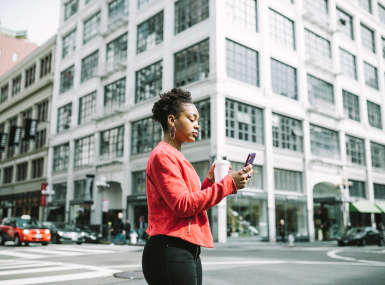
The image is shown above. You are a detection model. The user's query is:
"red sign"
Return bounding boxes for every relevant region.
[40,183,48,206]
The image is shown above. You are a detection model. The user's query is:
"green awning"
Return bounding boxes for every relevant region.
[375,201,385,213]
[349,200,382,213]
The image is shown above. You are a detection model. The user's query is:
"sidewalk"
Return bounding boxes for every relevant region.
[213,240,338,248]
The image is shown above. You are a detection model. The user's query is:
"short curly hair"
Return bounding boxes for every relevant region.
[151,88,193,131]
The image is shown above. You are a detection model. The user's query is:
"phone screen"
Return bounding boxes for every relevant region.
[244,153,256,167]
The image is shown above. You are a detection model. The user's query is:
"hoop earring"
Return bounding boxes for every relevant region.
[170,126,176,139]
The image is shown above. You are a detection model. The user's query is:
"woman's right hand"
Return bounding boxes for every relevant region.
[228,164,253,189]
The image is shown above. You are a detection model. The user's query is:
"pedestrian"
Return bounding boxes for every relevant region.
[124,219,131,240]
[142,88,254,285]
[110,213,127,246]
[136,216,148,242]
[278,219,285,244]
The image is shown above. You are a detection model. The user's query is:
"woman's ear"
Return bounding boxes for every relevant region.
[167,114,175,128]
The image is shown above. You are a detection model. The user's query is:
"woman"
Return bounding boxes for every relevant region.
[142,88,253,285]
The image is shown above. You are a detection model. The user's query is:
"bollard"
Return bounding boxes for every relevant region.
[288,234,295,247]
[130,232,138,244]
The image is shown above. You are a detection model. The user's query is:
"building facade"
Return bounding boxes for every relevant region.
[0,36,55,221]
[49,0,385,243]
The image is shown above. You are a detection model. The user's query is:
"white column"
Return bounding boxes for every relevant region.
[365,138,375,226]
[259,0,272,94]
[162,0,175,91]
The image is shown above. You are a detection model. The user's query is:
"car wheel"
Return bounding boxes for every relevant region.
[379,239,384,247]
[14,235,21,246]
[0,234,4,245]
[42,243,49,246]
[52,235,59,244]
[361,239,366,247]
[76,242,82,245]
[25,243,29,246]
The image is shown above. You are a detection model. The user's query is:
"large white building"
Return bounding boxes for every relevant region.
[49,0,385,243]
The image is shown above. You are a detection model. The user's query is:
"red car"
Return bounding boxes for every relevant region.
[0,215,51,246]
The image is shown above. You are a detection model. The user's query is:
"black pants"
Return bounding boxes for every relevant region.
[280,233,285,243]
[142,235,202,285]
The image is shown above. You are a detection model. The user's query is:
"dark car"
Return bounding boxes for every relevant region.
[75,225,102,243]
[338,227,384,246]
[43,222,85,245]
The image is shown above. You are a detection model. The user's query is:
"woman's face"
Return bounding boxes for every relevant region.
[170,104,200,143]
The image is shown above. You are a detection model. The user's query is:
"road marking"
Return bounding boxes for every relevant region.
[103,264,142,268]
[0,251,46,259]
[327,250,385,265]
[0,262,56,270]
[48,247,114,254]
[0,271,115,285]
[0,265,79,276]
[18,248,83,256]
[202,260,285,265]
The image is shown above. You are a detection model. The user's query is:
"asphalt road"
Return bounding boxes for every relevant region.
[0,241,384,285]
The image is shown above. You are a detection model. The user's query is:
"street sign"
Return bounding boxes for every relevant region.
[40,183,48,206]
[102,199,109,213]
[0,133,7,152]
[8,126,22,147]
[23,119,37,141]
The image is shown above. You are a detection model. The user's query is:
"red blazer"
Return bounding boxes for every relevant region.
[146,141,237,248]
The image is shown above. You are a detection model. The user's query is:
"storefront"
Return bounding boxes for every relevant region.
[313,197,343,241]
[275,195,309,241]
[69,202,92,225]
[349,200,382,228]
[46,202,66,222]
[126,194,148,227]
[227,192,269,242]
[374,201,385,228]
[0,192,41,220]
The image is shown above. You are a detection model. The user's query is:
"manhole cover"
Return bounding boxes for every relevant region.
[114,271,144,279]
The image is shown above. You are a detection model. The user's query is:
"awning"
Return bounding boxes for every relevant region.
[349,200,382,213]
[375,201,385,213]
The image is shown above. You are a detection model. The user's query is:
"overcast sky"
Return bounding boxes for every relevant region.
[0,0,60,46]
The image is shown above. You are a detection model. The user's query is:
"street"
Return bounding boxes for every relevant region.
[0,242,384,285]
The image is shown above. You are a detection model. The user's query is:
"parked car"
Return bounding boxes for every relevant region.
[338,227,385,246]
[75,225,102,243]
[43,222,85,245]
[0,215,51,246]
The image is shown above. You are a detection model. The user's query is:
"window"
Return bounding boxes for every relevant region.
[191,161,209,184]
[274,169,302,192]
[106,33,128,70]
[310,124,340,159]
[305,29,331,66]
[131,117,162,155]
[135,61,162,104]
[336,8,353,40]
[175,0,209,34]
[57,103,72,133]
[367,101,382,129]
[7,117,17,159]
[138,0,156,9]
[224,0,257,32]
[132,171,146,194]
[100,126,124,160]
[62,29,76,58]
[303,0,328,25]
[379,4,385,24]
[79,92,96,124]
[12,52,18,63]
[53,182,67,200]
[349,180,366,198]
[339,48,357,80]
[343,90,360,122]
[271,58,297,100]
[37,101,48,122]
[40,53,52,78]
[64,0,78,21]
[382,37,385,59]
[74,135,94,167]
[231,161,263,189]
[195,99,211,141]
[226,39,259,86]
[25,65,36,88]
[269,9,295,50]
[361,24,375,53]
[4,166,13,184]
[225,99,264,144]
[35,129,46,149]
[108,0,129,28]
[16,162,28,181]
[174,39,209,87]
[60,65,74,94]
[53,143,70,172]
[11,75,21,96]
[86,0,92,4]
[374,183,385,200]
[358,0,372,14]
[0,84,8,103]
[371,142,385,169]
[307,74,334,108]
[363,62,378,90]
[272,113,303,152]
[137,11,164,54]
[104,77,126,114]
[83,11,100,45]
[346,135,365,165]
[31,158,44,178]
[74,180,86,199]
[81,50,99,83]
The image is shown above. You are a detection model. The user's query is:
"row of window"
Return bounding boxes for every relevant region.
[0,54,52,105]
[1,158,44,184]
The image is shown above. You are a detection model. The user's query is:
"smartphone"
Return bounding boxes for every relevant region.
[244,152,256,167]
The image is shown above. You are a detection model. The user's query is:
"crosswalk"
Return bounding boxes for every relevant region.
[0,244,144,284]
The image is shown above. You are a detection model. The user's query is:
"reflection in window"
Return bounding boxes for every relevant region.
[310,124,340,159]
[108,0,129,28]
[137,11,164,54]
[374,183,385,199]
[138,0,156,10]
[274,168,302,192]
[64,0,78,21]
[53,144,70,172]
[106,33,128,70]
[62,29,76,58]
[339,48,357,80]
[53,182,67,200]
[349,180,366,198]
[363,62,378,90]
[361,24,375,53]
[195,99,211,141]
[57,103,72,133]
[371,142,385,170]
[83,11,101,45]
[104,77,126,114]
[343,90,360,122]
[367,100,382,129]
[307,74,334,108]
[135,61,162,104]
[81,50,99,83]
[305,29,331,67]
[175,0,209,34]
[225,0,257,32]
[358,0,372,14]
[272,113,302,152]
[346,135,365,165]
[74,136,94,167]
[132,171,146,194]
[336,8,353,40]
[60,65,74,94]
[131,117,162,155]
[79,92,96,124]
[275,201,308,238]
[271,58,297,100]
[100,126,124,160]
[269,9,295,50]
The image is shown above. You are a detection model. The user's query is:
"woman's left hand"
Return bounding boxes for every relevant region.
[206,163,232,184]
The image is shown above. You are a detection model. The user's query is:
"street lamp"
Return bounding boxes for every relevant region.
[336,179,352,230]
[42,185,55,222]
[96,176,110,237]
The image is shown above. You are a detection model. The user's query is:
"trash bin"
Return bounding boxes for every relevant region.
[130,232,138,244]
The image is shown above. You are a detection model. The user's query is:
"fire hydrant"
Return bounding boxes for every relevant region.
[130,232,138,244]
[288,234,295,247]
